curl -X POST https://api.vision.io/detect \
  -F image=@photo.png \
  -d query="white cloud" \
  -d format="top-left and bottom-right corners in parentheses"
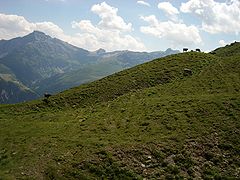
top-left (34, 22), bottom-right (65, 37)
top-left (91, 2), bottom-right (132, 32)
top-left (137, 1), bottom-right (150, 7)
top-left (0, 9), bottom-right (145, 52)
top-left (218, 39), bottom-right (236, 47)
top-left (180, 0), bottom-right (240, 34)
top-left (0, 14), bottom-right (33, 39)
top-left (71, 2), bottom-right (145, 51)
top-left (71, 20), bottom-right (145, 51)
top-left (0, 13), bottom-right (73, 43)
top-left (219, 40), bottom-right (227, 46)
top-left (140, 15), bottom-right (202, 46)
top-left (158, 2), bottom-right (179, 21)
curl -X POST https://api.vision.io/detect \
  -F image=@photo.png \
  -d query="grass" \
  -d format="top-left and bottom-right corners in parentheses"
top-left (7, 52), bottom-right (219, 113)
top-left (212, 41), bottom-right (240, 57)
top-left (0, 43), bottom-right (240, 179)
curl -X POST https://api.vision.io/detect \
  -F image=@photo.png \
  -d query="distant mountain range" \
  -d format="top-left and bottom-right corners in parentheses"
top-left (0, 31), bottom-right (179, 104)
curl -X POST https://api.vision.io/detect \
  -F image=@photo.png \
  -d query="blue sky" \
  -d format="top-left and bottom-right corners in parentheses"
top-left (0, 0), bottom-right (239, 52)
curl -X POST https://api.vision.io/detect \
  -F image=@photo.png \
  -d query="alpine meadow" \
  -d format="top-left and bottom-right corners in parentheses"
top-left (0, 42), bottom-right (240, 179)
top-left (0, 0), bottom-right (240, 179)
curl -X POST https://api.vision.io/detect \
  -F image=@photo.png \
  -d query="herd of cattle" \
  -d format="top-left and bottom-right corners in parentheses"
top-left (183, 48), bottom-right (201, 52)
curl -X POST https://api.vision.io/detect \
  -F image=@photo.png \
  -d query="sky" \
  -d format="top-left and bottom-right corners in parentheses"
top-left (0, 0), bottom-right (239, 52)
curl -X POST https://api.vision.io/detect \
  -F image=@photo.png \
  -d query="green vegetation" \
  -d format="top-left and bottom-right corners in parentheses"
top-left (0, 43), bottom-right (240, 179)
top-left (212, 41), bottom-right (240, 57)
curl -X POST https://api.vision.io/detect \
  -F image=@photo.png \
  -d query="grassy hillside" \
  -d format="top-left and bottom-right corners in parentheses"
top-left (9, 52), bottom-right (219, 113)
top-left (0, 47), bottom-right (239, 179)
top-left (211, 41), bottom-right (240, 57)
top-left (35, 49), bottom-right (179, 95)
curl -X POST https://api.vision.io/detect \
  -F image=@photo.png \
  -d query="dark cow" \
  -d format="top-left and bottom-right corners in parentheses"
top-left (44, 93), bottom-right (52, 98)
top-left (196, 48), bottom-right (201, 52)
top-left (183, 48), bottom-right (188, 52)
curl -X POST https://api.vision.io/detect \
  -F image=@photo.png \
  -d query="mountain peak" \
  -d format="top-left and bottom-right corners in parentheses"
top-left (25, 31), bottom-right (50, 41)
top-left (95, 48), bottom-right (106, 54)
top-left (32, 30), bottom-right (45, 35)
top-left (165, 48), bottom-right (180, 54)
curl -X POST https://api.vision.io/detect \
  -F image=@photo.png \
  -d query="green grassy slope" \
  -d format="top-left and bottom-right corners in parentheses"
top-left (212, 41), bottom-right (240, 57)
top-left (8, 52), bottom-right (219, 113)
top-left (0, 47), bottom-right (239, 179)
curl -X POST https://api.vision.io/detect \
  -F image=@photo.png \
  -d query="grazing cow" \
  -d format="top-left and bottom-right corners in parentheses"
top-left (44, 93), bottom-right (52, 98)
top-left (183, 68), bottom-right (192, 76)
top-left (196, 48), bottom-right (201, 52)
top-left (183, 48), bottom-right (188, 52)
